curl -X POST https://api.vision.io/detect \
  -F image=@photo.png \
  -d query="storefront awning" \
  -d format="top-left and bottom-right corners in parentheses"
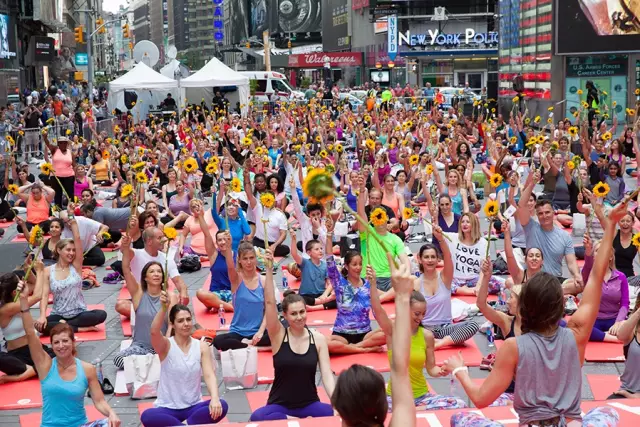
top-left (401, 49), bottom-right (498, 57)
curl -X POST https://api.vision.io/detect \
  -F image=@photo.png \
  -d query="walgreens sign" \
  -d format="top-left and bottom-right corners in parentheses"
top-left (288, 52), bottom-right (363, 68)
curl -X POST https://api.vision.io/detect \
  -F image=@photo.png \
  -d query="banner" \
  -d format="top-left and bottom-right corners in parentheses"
top-left (322, 0), bottom-right (350, 51)
top-left (288, 52), bottom-right (363, 68)
top-left (556, 0), bottom-right (640, 54)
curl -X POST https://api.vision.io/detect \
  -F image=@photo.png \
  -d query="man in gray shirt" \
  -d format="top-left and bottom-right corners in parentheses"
top-left (80, 204), bottom-right (128, 244)
top-left (517, 169), bottom-right (583, 293)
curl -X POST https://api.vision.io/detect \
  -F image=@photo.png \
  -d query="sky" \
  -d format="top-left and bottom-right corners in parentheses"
top-left (103, 0), bottom-right (128, 13)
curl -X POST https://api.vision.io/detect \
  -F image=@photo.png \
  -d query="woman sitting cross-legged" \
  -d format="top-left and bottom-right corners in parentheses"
top-left (0, 264), bottom-right (55, 384)
top-left (415, 225), bottom-right (479, 349)
top-left (16, 281), bottom-right (120, 427)
top-left (112, 233), bottom-right (168, 370)
top-left (371, 253), bottom-right (466, 411)
top-left (324, 218), bottom-right (387, 354)
top-left (140, 295), bottom-right (228, 427)
top-left (502, 221), bottom-right (543, 288)
top-left (608, 300), bottom-right (640, 399)
top-left (249, 250), bottom-right (335, 421)
top-left (443, 201), bottom-right (626, 427)
top-left (212, 239), bottom-right (271, 351)
top-left (34, 205), bottom-right (107, 336)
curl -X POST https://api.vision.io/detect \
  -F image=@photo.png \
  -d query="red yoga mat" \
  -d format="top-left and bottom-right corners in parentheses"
top-left (434, 337), bottom-right (484, 367)
top-left (313, 327), bottom-right (389, 374)
top-left (304, 308), bottom-right (338, 326)
top-left (0, 377), bottom-right (42, 410)
top-left (137, 401), bottom-right (229, 423)
top-left (193, 284), bottom-right (233, 331)
top-left (19, 405), bottom-right (103, 427)
top-left (581, 398), bottom-right (640, 425)
top-left (12, 234), bottom-right (50, 243)
top-left (257, 350), bottom-right (275, 384)
top-left (453, 295), bottom-right (497, 304)
top-left (586, 374), bottom-right (622, 401)
top-left (0, 220), bottom-right (15, 228)
top-left (246, 387), bottom-right (330, 412)
top-left (281, 269), bottom-right (302, 290)
top-left (39, 304), bottom-right (107, 344)
top-left (584, 341), bottom-right (625, 362)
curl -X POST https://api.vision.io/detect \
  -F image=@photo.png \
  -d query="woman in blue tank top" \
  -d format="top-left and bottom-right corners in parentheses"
top-left (444, 201), bottom-right (626, 426)
top-left (16, 282), bottom-right (119, 427)
top-left (213, 239), bottom-right (271, 351)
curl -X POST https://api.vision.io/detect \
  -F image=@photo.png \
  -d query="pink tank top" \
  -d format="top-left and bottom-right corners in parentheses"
top-left (74, 177), bottom-right (89, 196)
top-left (27, 194), bottom-right (50, 224)
top-left (52, 149), bottom-right (74, 177)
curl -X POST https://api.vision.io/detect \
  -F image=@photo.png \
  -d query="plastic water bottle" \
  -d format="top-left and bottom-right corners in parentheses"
top-left (93, 358), bottom-right (104, 384)
top-left (486, 327), bottom-right (495, 348)
top-left (282, 276), bottom-right (289, 289)
top-left (498, 285), bottom-right (505, 306)
top-left (218, 304), bottom-right (226, 328)
top-left (450, 374), bottom-right (463, 397)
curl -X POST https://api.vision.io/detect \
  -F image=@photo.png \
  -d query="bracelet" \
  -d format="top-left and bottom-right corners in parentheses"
top-left (452, 366), bottom-right (468, 379)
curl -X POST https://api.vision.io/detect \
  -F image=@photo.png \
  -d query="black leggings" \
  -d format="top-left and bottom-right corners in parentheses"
top-left (213, 331), bottom-right (271, 351)
top-left (251, 237), bottom-right (290, 257)
top-left (26, 220), bottom-right (51, 235)
top-left (99, 230), bottom-right (122, 247)
top-left (51, 175), bottom-right (75, 208)
top-left (301, 293), bottom-right (337, 310)
top-left (0, 344), bottom-right (55, 375)
top-left (84, 245), bottom-right (105, 266)
top-left (44, 309), bottom-right (107, 335)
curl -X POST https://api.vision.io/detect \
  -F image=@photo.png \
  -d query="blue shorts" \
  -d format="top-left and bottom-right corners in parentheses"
top-left (213, 290), bottom-right (232, 303)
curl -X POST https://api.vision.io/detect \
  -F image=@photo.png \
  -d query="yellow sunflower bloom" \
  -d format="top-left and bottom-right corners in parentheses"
top-left (260, 192), bottom-right (276, 209)
top-left (120, 155), bottom-right (128, 164)
top-left (7, 184), bottom-right (18, 195)
top-left (29, 225), bottom-right (42, 246)
top-left (164, 227), bottom-right (178, 240)
top-left (568, 127), bottom-right (578, 137)
top-left (409, 155), bottom-right (419, 166)
top-left (335, 143), bottom-right (343, 153)
top-left (577, 89), bottom-right (584, 95)
top-left (592, 182), bottom-right (610, 198)
top-left (632, 233), bottom-right (640, 248)
top-left (302, 168), bottom-right (334, 205)
top-left (183, 158), bottom-right (198, 174)
top-left (425, 165), bottom-right (434, 175)
top-left (483, 200), bottom-right (499, 218)
top-left (136, 172), bottom-right (148, 184)
top-left (255, 147), bottom-right (265, 156)
top-left (120, 184), bottom-right (134, 198)
top-left (132, 161), bottom-right (146, 171)
top-left (40, 163), bottom-right (53, 176)
top-left (230, 177), bottom-right (242, 193)
top-left (242, 137), bottom-right (252, 146)
top-left (602, 131), bottom-right (612, 141)
top-left (205, 163), bottom-right (218, 174)
top-left (365, 139), bottom-right (375, 150)
top-left (319, 150), bottom-right (328, 159)
top-left (490, 174), bottom-right (503, 188)
top-left (402, 207), bottom-right (414, 220)
top-left (370, 207), bottom-right (388, 227)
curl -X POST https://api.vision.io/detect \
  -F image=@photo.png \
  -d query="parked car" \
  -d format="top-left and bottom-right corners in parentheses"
top-left (437, 87), bottom-right (481, 109)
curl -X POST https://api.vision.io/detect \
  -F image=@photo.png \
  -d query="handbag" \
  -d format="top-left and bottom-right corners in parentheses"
top-left (220, 346), bottom-right (258, 390)
top-left (123, 353), bottom-right (161, 399)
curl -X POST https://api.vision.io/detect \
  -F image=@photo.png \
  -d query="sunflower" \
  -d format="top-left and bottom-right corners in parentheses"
top-left (526, 138), bottom-right (537, 148)
top-left (29, 225), bottom-right (42, 246)
top-left (365, 139), bottom-right (375, 150)
top-left (533, 116), bottom-right (541, 123)
top-left (483, 200), bottom-right (499, 218)
top-left (567, 160), bottom-right (576, 171)
top-left (405, 120), bottom-right (413, 128)
top-left (136, 172), bottom-right (148, 184)
top-left (40, 163), bottom-right (53, 176)
top-left (548, 106), bottom-right (554, 112)
top-left (163, 227), bottom-right (178, 241)
top-left (572, 155), bottom-right (582, 166)
top-left (205, 162), bottom-right (218, 174)
top-left (489, 173), bottom-right (503, 188)
top-left (183, 158), bottom-right (198, 174)
top-left (551, 141), bottom-right (559, 150)
top-left (512, 96), bottom-right (519, 103)
top-left (547, 118), bottom-right (553, 124)
top-left (6, 135), bottom-right (13, 145)
top-left (335, 143), bottom-right (343, 153)
top-left (509, 136), bottom-right (517, 144)
top-left (364, 115), bottom-right (371, 123)
top-left (120, 183), bottom-right (134, 198)
top-left (524, 118), bottom-right (531, 125)
top-left (409, 154), bottom-right (419, 166)
top-left (315, 135), bottom-right (322, 143)
top-left (425, 164), bottom-right (434, 175)
top-left (329, 121), bottom-right (335, 129)
top-left (46, 118), bottom-right (55, 125)
top-left (132, 161), bottom-right (146, 171)
top-left (242, 137), bottom-right (252, 146)
top-left (293, 144), bottom-right (301, 152)
top-left (212, 125), bottom-right (220, 133)
top-left (577, 89), bottom-right (584, 95)
top-left (302, 168), bottom-right (334, 204)
top-left (260, 192), bottom-right (276, 209)
top-left (402, 207), bottom-right (415, 220)
top-left (581, 101), bottom-right (589, 109)
top-left (627, 108), bottom-right (636, 116)
top-left (7, 184), bottom-right (18, 195)
top-left (568, 126), bottom-right (578, 137)
top-left (370, 207), bottom-right (388, 227)
top-left (592, 182), bottom-right (610, 198)
top-left (101, 230), bottom-right (111, 241)
top-left (319, 150), bottom-right (328, 159)
top-left (230, 177), bottom-right (242, 193)
top-left (632, 233), bottom-right (640, 248)
top-left (102, 150), bottom-right (110, 160)
top-left (602, 131), bottom-right (612, 141)
top-left (255, 147), bottom-right (265, 156)
top-left (120, 154), bottom-right (128, 164)
top-left (612, 101), bottom-right (617, 107)
top-left (137, 147), bottom-right (145, 157)
top-left (430, 125), bottom-right (437, 133)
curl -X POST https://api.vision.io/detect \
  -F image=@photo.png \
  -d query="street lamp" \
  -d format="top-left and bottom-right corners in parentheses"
top-left (375, 62), bottom-right (382, 69)
top-left (388, 61), bottom-right (395, 69)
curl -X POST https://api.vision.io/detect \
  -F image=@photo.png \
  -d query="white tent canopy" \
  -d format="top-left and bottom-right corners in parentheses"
top-left (180, 57), bottom-right (250, 113)
top-left (109, 62), bottom-right (178, 93)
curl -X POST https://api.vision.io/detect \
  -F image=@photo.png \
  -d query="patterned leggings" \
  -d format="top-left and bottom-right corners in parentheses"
top-left (386, 392), bottom-right (467, 411)
top-left (452, 276), bottom-right (505, 295)
top-left (113, 342), bottom-right (156, 370)
top-left (425, 320), bottom-right (480, 345)
top-left (81, 420), bottom-right (109, 427)
top-left (450, 406), bottom-right (619, 426)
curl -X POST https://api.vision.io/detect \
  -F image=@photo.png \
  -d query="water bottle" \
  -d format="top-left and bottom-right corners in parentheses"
top-left (498, 285), bottom-right (505, 306)
top-left (486, 327), bottom-right (495, 348)
top-left (282, 276), bottom-right (289, 289)
top-left (450, 374), bottom-right (463, 397)
top-left (218, 304), bottom-right (226, 328)
top-left (93, 358), bottom-right (104, 384)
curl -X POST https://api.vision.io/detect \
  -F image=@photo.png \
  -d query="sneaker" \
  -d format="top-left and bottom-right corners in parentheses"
top-left (480, 353), bottom-right (496, 371)
top-left (103, 272), bottom-right (123, 284)
top-left (565, 295), bottom-right (578, 315)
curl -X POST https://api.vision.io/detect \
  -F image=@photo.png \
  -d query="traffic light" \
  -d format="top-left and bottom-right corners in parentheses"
top-left (128, 42), bottom-right (133, 51)
top-left (122, 23), bottom-right (130, 38)
top-left (96, 17), bottom-right (106, 34)
top-left (245, 41), bottom-right (250, 48)
top-left (74, 26), bottom-right (84, 43)
top-left (287, 40), bottom-right (292, 49)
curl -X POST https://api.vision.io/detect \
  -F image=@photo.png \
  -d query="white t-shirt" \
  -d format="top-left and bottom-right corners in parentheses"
top-left (62, 216), bottom-right (101, 252)
top-left (131, 248), bottom-right (180, 283)
top-left (444, 232), bottom-right (487, 281)
top-left (252, 204), bottom-right (287, 243)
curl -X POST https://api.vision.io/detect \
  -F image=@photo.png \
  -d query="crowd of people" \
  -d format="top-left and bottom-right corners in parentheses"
top-left (0, 82), bottom-right (638, 427)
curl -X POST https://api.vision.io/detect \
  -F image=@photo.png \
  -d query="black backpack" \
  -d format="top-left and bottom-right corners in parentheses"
top-left (178, 255), bottom-right (201, 273)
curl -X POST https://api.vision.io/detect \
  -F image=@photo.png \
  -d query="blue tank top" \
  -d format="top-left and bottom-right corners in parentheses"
top-left (230, 277), bottom-right (265, 336)
top-left (346, 186), bottom-right (357, 212)
top-left (209, 252), bottom-right (231, 292)
top-left (41, 358), bottom-right (88, 427)
top-left (443, 188), bottom-right (463, 215)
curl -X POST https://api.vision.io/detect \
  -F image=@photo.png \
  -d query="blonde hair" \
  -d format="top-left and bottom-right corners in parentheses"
top-left (458, 212), bottom-right (481, 244)
top-left (52, 238), bottom-right (75, 261)
top-left (448, 169), bottom-right (463, 188)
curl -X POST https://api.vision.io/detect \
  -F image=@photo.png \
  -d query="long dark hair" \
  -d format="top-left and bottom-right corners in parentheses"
top-left (341, 250), bottom-right (362, 278)
top-left (169, 304), bottom-right (191, 324)
top-left (0, 273), bottom-right (19, 305)
top-left (140, 261), bottom-right (164, 292)
top-left (332, 364), bottom-right (387, 427)
top-left (518, 272), bottom-right (564, 334)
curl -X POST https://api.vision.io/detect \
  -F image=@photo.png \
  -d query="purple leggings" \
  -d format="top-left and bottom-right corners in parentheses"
top-left (250, 401), bottom-right (333, 421)
top-left (590, 318), bottom-right (617, 342)
top-left (140, 399), bottom-right (228, 427)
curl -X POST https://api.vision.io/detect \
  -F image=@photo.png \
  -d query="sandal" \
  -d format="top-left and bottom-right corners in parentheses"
top-left (480, 353), bottom-right (496, 371)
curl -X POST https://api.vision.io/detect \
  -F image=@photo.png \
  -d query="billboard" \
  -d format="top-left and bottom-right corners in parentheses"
top-left (322, 0), bottom-right (349, 51)
top-left (251, 0), bottom-right (321, 37)
top-left (0, 14), bottom-right (16, 61)
top-left (556, 0), bottom-right (640, 54)
top-left (230, 0), bottom-right (250, 44)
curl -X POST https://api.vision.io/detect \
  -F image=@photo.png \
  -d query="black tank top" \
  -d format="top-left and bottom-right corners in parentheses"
top-left (267, 327), bottom-right (320, 409)
top-left (503, 317), bottom-right (517, 394)
top-left (614, 232), bottom-right (637, 278)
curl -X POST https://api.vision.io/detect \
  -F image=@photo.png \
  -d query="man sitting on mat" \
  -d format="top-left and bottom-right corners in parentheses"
top-left (289, 232), bottom-right (336, 311)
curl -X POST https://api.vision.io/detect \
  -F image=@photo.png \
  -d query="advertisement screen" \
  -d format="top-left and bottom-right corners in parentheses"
top-left (556, 0), bottom-right (640, 54)
top-left (0, 14), bottom-right (16, 61)
top-left (370, 70), bottom-right (390, 83)
top-left (230, 0), bottom-right (250, 44)
top-left (251, 0), bottom-right (321, 37)
top-left (322, 0), bottom-right (349, 51)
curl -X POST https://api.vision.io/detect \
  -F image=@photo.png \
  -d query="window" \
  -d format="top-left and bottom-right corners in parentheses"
top-left (255, 79), bottom-right (268, 92)
top-left (272, 80), bottom-right (291, 94)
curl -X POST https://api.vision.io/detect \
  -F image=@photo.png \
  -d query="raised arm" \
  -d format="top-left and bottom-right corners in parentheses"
top-left (516, 169), bottom-right (539, 227)
top-left (121, 234), bottom-right (142, 304)
top-left (476, 258), bottom-right (512, 333)
top-left (262, 250), bottom-right (285, 348)
top-left (150, 291), bottom-right (171, 360)
top-left (369, 266), bottom-right (393, 336)
top-left (433, 226), bottom-right (453, 288)
top-left (18, 279), bottom-right (53, 377)
top-left (502, 221), bottom-right (524, 284)
top-left (194, 200), bottom-right (217, 261)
